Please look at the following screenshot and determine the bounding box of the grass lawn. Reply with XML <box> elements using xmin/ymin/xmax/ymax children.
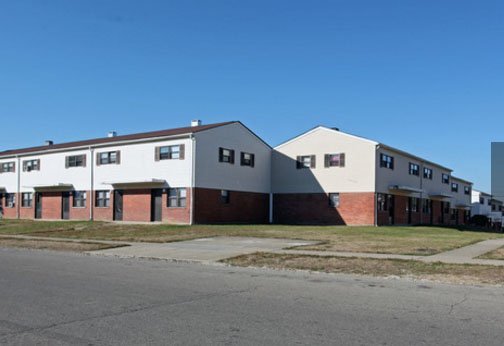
<box><xmin>478</xmin><ymin>246</ymin><xmax>504</xmax><ymax>260</ymax></box>
<box><xmin>0</xmin><ymin>237</ymin><xmax>124</xmax><ymax>252</ymax></box>
<box><xmin>0</xmin><ymin>219</ymin><xmax>502</xmax><ymax>256</ymax></box>
<box><xmin>223</xmin><ymin>253</ymin><xmax>504</xmax><ymax>286</ymax></box>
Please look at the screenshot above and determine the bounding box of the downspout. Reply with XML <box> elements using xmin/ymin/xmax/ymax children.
<box><xmin>89</xmin><ymin>147</ymin><xmax>94</xmax><ymax>221</ymax></box>
<box><xmin>419</xmin><ymin>161</ymin><xmax>424</xmax><ymax>224</ymax></box>
<box><xmin>16</xmin><ymin>155</ymin><xmax>20</xmax><ymax>219</ymax></box>
<box><xmin>374</xmin><ymin>145</ymin><xmax>379</xmax><ymax>226</ymax></box>
<box><xmin>190</xmin><ymin>135</ymin><xmax>196</xmax><ymax>225</ymax></box>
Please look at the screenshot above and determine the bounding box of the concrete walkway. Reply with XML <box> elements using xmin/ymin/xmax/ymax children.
<box><xmin>2</xmin><ymin>234</ymin><xmax>504</xmax><ymax>266</ymax></box>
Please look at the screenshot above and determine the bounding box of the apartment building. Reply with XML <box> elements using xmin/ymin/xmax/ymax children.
<box><xmin>471</xmin><ymin>190</ymin><xmax>503</xmax><ymax>230</ymax></box>
<box><xmin>0</xmin><ymin>121</ymin><xmax>271</xmax><ymax>224</ymax></box>
<box><xmin>271</xmin><ymin>126</ymin><xmax>473</xmax><ymax>226</ymax></box>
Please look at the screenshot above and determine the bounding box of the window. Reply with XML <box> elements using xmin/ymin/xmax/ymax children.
<box><xmin>97</xmin><ymin>151</ymin><xmax>120</xmax><ymax>165</ymax></box>
<box><xmin>156</xmin><ymin>145</ymin><xmax>184</xmax><ymax>160</ymax></box>
<box><xmin>377</xmin><ymin>193</ymin><xmax>389</xmax><ymax>211</ymax></box>
<box><xmin>21</xmin><ymin>193</ymin><xmax>32</xmax><ymax>208</ymax></box>
<box><xmin>324</xmin><ymin>153</ymin><xmax>345</xmax><ymax>168</ymax></box>
<box><xmin>422</xmin><ymin>199</ymin><xmax>432</xmax><ymax>214</ymax></box>
<box><xmin>450</xmin><ymin>208</ymin><xmax>457</xmax><ymax>221</ymax></box>
<box><xmin>296</xmin><ymin>155</ymin><xmax>315</xmax><ymax>169</ymax></box>
<box><xmin>443</xmin><ymin>202</ymin><xmax>450</xmax><ymax>214</ymax></box>
<box><xmin>73</xmin><ymin>191</ymin><xmax>86</xmax><ymax>208</ymax></box>
<box><xmin>95</xmin><ymin>191</ymin><xmax>110</xmax><ymax>207</ymax></box>
<box><xmin>23</xmin><ymin>159</ymin><xmax>40</xmax><ymax>172</ymax></box>
<box><xmin>492</xmin><ymin>204</ymin><xmax>496</xmax><ymax>211</ymax></box>
<box><xmin>167</xmin><ymin>188</ymin><xmax>187</xmax><ymax>208</ymax></box>
<box><xmin>5</xmin><ymin>193</ymin><xmax>15</xmax><ymax>208</ymax></box>
<box><xmin>423</xmin><ymin>167</ymin><xmax>433</xmax><ymax>180</ymax></box>
<box><xmin>442</xmin><ymin>173</ymin><xmax>450</xmax><ymax>184</ymax></box>
<box><xmin>219</xmin><ymin>148</ymin><xmax>235</xmax><ymax>164</ymax></box>
<box><xmin>408</xmin><ymin>163</ymin><xmax>419</xmax><ymax>176</ymax></box>
<box><xmin>380</xmin><ymin>154</ymin><xmax>394</xmax><ymax>169</ymax></box>
<box><xmin>240</xmin><ymin>152</ymin><xmax>255</xmax><ymax>167</ymax></box>
<box><xmin>328</xmin><ymin>193</ymin><xmax>340</xmax><ymax>207</ymax></box>
<box><xmin>464</xmin><ymin>186</ymin><xmax>471</xmax><ymax>195</ymax></box>
<box><xmin>479</xmin><ymin>197</ymin><xmax>485</xmax><ymax>204</ymax></box>
<box><xmin>0</xmin><ymin>161</ymin><xmax>15</xmax><ymax>173</ymax></box>
<box><xmin>488</xmin><ymin>199</ymin><xmax>492</xmax><ymax>206</ymax></box>
<box><xmin>451</xmin><ymin>183</ymin><xmax>458</xmax><ymax>193</ymax></box>
<box><xmin>221</xmin><ymin>190</ymin><xmax>230</xmax><ymax>204</ymax></box>
<box><xmin>66</xmin><ymin>155</ymin><xmax>86</xmax><ymax>168</ymax></box>
<box><xmin>409</xmin><ymin>197</ymin><xmax>419</xmax><ymax>212</ymax></box>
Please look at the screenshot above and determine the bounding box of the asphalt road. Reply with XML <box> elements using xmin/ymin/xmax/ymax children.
<box><xmin>0</xmin><ymin>248</ymin><xmax>503</xmax><ymax>346</ymax></box>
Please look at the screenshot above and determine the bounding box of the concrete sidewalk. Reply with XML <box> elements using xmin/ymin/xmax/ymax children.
<box><xmin>2</xmin><ymin>233</ymin><xmax>504</xmax><ymax>266</ymax></box>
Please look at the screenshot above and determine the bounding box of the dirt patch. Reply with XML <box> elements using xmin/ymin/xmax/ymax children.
<box><xmin>223</xmin><ymin>252</ymin><xmax>504</xmax><ymax>285</ymax></box>
<box><xmin>478</xmin><ymin>246</ymin><xmax>504</xmax><ymax>260</ymax></box>
<box><xmin>0</xmin><ymin>238</ymin><xmax>125</xmax><ymax>252</ymax></box>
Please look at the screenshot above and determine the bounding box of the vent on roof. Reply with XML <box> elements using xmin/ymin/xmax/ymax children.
<box><xmin>108</xmin><ymin>131</ymin><xmax>117</xmax><ymax>138</ymax></box>
<box><xmin>331</xmin><ymin>127</ymin><xmax>340</xmax><ymax>131</ymax></box>
<box><xmin>45</xmin><ymin>140</ymin><xmax>53</xmax><ymax>146</ymax></box>
<box><xmin>191</xmin><ymin>120</ymin><xmax>202</xmax><ymax>127</ymax></box>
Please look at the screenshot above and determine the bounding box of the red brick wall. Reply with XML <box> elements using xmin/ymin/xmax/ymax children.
<box><xmin>162</xmin><ymin>188</ymin><xmax>191</xmax><ymax>224</ymax></box>
<box><xmin>19</xmin><ymin>197</ymin><xmax>34</xmax><ymax>219</ymax></box>
<box><xmin>41</xmin><ymin>192</ymin><xmax>62</xmax><ymax>220</ymax></box>
<box><xmin>273</xmin><ymin>192</ymin><xmax>375</xmax><ymax>225</ymax></box>
<box><xmin>93</xmin><ymin>191</ymin><xmax>113</xmax><ymax>221</ymax></box>
<box><xmin>122</xmin><ymin>189</ymin><xmax>152</xmax><ymax>222</ymax></box>
<box><xmin>69</xmin><ymin>190</ymin><xmax>91</xmax><ymax>220</ymax></box>
<box><xmin>1</xmin><ymin>193</ymin><xmax>18</xmax><ymax>219</ymax></box>
<box><xmin>194</xmin><ymin>188</ymin><xmax>269</xmax><ymax>224</ymax></box>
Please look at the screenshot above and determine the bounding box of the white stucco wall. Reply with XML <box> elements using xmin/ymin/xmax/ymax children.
<box><xmin>272</xmin><ymin>127</ymin><xmax>377</xmax><ymax>193</ymax></box>
<box><xmin>194</xmin><ymin>122</ymin><xmax>271</xmax><ymax>193</ymax></box>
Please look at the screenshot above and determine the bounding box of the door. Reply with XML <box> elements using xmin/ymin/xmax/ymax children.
<box><xmin>35</xmin><ymin>192</ymin><xmax>42</xmax><ymax>219</ymax></box>
<box><xmin>151</xmin><ymin>189</ymin><xmax>163</xmax><ymax>222</ymax></box>
<box><xmin>407</xmin><ymin>197</ymin><xmax>412</xmax><ymax>224</ymax></box>
<box><xmin>61</xmin><ymin>192</ymin><xmax>70</xmax><ymax>220</ymax></box>
<box><xmin>113</xmin><ymin>190</ymin><xmax>123</xmax><ymax>221</ymax></box>
<box><xmin>440</xmin><ymin>202</ymin><xmax>445</xmax><ymax>224</ymax></box>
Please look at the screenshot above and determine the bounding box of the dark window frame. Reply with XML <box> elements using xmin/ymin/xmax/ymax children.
<box><xmin>328</xmin><ymin>193</ymin><xmax>340</xmax><ymax>208</ymax></box>
<box><xmin>97</xmin><ymin>151</ymin><xmax>120</xmax><ymax>165</ymax></box>
<box><xmin>0</xmin><ymin>161</ymin><xmax>15</xmax><ymax>173</ymax></box>
<box><xmin>441</xmin><ymin>173</ymin><xmax>450</xmax><ymax>184</ymax></box>
<box><xmin>23</xmin><ymin>159</ymin><xmax>40</xmax><ymax>172</ymax></box>
<box><xmin>66</xmin><ymin>155</ymin><xmax>86</xmax><ymax>168</ymax></box>
<box><xmin>73</xmin><ymin>191</ymin><xmax>87</xmax><ymax>208</ymax></box>
<box><xmin>219</xmin><ymin>148</ymin><xmax>235</xmax><ymax>164</ymax></box>
<box><xmin>5</xmin><ymin>193</ymin><xmax>15</xmax><ymax>208</ymax></box>
<box><xmin>95</xmin><ymin>190</ymin><xmax>110</xmax><ymax>208</ymax></box>
<box><xmin>423</xmin><ymin>167</ymin><xmax>433</xmax><ymax>180</ymax></box>
<box><xmin>408</xmin><ymin>162</ymin><xmax>420</xmax><ymax>176</ymax></box>
<box><xmin>240</xmin><ymin>152</ymin><xmax>255</xmax><ymax>167</ymax></box>
<box><xmin>451</xmin><ymin>183</ymin><xmax>459</xmax><ymax>193</ymax></box>
<box><xmin>167</xmin><ymin>188</ymin><xmax>187</xmax><ymax>208</ymax></box>
<box><xmin>380</xmin><ymin>154</ymin><xmax>394</xmax><ymax>170</ymax></box>
<box><xmin>21</xmin><ymin>192</ymin><xmax>32</xmax><ymax>208</ymax></box>
<box><xmin>464</xmin><ymin>186</ymin><xmax>471</xmax><ymax>195</ymax></box>
<box><xmin>221</xmin><ymin>190</ymin><xmax>230</xmax><ymax>204</ymax></box>
<box><xmin>296</xmin><ymin>155</ymin><xmax>315</xmax><ymax>169</ymax></box>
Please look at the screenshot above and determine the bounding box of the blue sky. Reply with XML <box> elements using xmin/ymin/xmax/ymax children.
<box><xmin>1</xmin><ymin>0</ymin><xmax>502</xmax><ymax>191</ymax></box>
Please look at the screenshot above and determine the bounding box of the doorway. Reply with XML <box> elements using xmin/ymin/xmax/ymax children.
<box><xmin>35</xmin><ymin>192</ymin><xmax>42</xmax><ymax>219</ymax></box>
<box><xmin>61</xmin><ymin>192</ymin><xmax>70</xmax><ymax>220</ymax></box>
<box><xmin>113</xmin><ymin>190</ymin><xmax>123</xmax><ymax>221</ymax></box>
<box><xmin>151</xmin><ymin>189</ymin><xmax>163</xmax><ymax>222</ymax></box>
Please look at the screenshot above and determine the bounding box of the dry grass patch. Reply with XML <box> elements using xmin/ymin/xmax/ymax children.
<box><xmin>223</xmin><ymin>253</ymin><xmax>504</xmax><ymax>285</ymax></box>
<box><xmin>0</xmin><ymin>220</ymin><xmax>502</xmax><ymax>256</ymax></box>
<box><xmin>0</xmin><ymin>238</ymin><xmax>125</xmax><ymax>252</ymax></box>
<box><xmin>478</xmin><ymin>246</ymin><xmax>504</xmax><ymax>260</ymax></box>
